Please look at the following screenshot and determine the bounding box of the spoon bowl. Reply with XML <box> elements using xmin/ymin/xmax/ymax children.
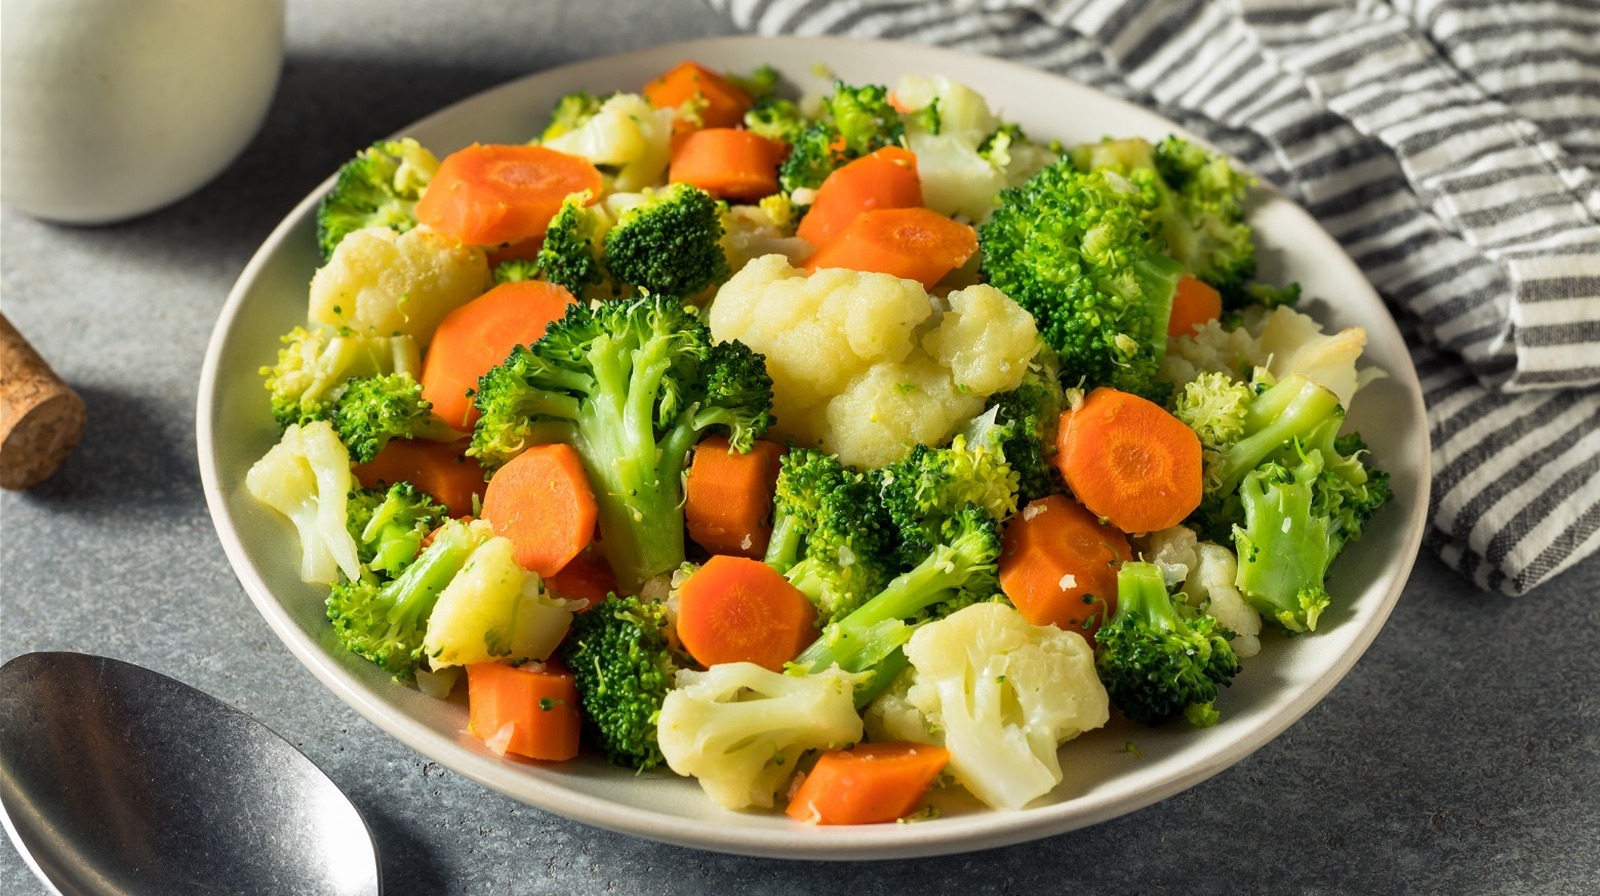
<box><xmin>0</xmin><ymin>652</ymin><xmax>381</xmax><ymax>896</ymax></box>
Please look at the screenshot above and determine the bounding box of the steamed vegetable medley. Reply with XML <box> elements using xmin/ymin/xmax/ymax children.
<box><xmin>248</xmin><ymin>60</ymin><xmax>1391</xmax><ymax>824</ymax></box>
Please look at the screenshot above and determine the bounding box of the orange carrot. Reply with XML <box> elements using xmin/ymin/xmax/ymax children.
<box><xmin>480</xmin><ymin>443</ymin><xmax>598</xmax><ymax>577</ymax></box>
<box><xmin>674</xmin><ymin>555</ymin><xmax>817</xmax><ymax>671</ymax></box>
<box><xmin>1168</xmin><ymin>274</ymin><xmax>1223</xmax><ymax>337</ymax></box>
<box><xmin>420</xmin><ymin>280</ymin><xmax>577</xmax><ymax>431</ymax></box>
<box><xmin>803</xmin><ymin>206</ymin><xmax>977</xmax><ymax>289</ymax></box>
<box><xmin>643</xmin><ymin>60</ymin><xmax>755</xmax><ymax>131</ymax></box>
<box><xmin>414</xmin><ymin>143</ymin><xmax>603</xmax><ymax>247</ymax></box>
<box><xmin>354</xmin><ymin>437</ymin><xmax>486</xmax><ymax>518</ymax></box>
<box><xmin>466</xmin><ymin>661</ymin><xmax>581</xmax><ymax>761</ymax></box>
<box><xmin>999</xmin><ymin>494</ymin><xmax>1132</xmax><ymax>642</ymax></box>
<box><xmin>544</xmin><ymin>549</ymin><xmax>618</xmax><ymax>609</ymax></box>
<box><xmin>785</xmin><ymin>742</ymin><xmax>950</xmax><ymax>825</ymax></box>
<box><xmin>668</xmin><ymin>128</ymin><xmax>785</xmax><ymax>201</ymax></box>
<box><xmin>684</xmin><ymin>436</ymin><xmax>784</xmax><ymax>559</ymax></box>
<box><xmin>1055</xmin><ymin>387</ymin><xmax>1203</xmax><ymax>534</ymax></box>
<box><xmin>486</xmin><ymin>236</ymin><xmax>546</xmax><ymax>267</ymax></box>
<box><xmin>796</xmin><ymin>146</ymin><xmax>922</xmax><ymax>248</ymax></box>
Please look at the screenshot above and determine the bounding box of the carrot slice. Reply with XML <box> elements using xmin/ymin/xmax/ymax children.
<box><xmin>803</xmin><ymin>206</ymin><xmax>976</xmax><ymax>289</ymax></box>
<box><xmin>480</xmin><ymin>442</ymin><xmax>598</xmax><ymax>577</ymax></box>
<box><xmin>466</xmin><ymin>661</ymin><xmax>581</xmax><ymax>761</ymax></box>
<box><xmin>785</xmin><ymin>742</ymin><xmax>950</xmax><ymax>825</ymax></box>
<box><xmin>643</xmin><ymin>60</ymin><xmax>754</xmax><ymax>131</ymax></box>
<box><xmin>420</xmin><ymin>280</ymin><xmax>577</xmax><ymax>431</ymax></box>
<box><xmin>1055</xmin><ymin>387</ymin><xmax>1203</xmax><ymax>534</ymax></box>
<box><xmin>796</xmin><ymin>146</ymin><xmax>921</xmax><ymax>248</ymax></box>
<box><xmin>999</xmin><ymin>494</ymin><xmax>1132</xmax><ymax>642</ymax></box>
<box><xmin>543</xmin><ymin>549</ymin><xmax>617</xmax><ymax>609</ymax></box>
<box><xmin>674</xmin><ymin>555</ymin><xmax>817</xmax><ymax>671</ymax></box>
<box><xmin>414</xmin><ymin>143</ymin><xmax>603</xmax><ymax>247</ymax></box>
<box><xmin>668</xmin><ymin>128</ymin><xmax>785</xmax><ymax>201</ymax></box>
<box><xmin>1168</xmin><ymin>274</ymin><xmax>1223</xmax><ymax>337</ymax></box>
<box><xmin>354</xmin><ymin>437</ymin><xmax>486</xmax><ymax>518</ymax></box>
<box><xmin>684</xmin><ymin>437</ymin><xmax>784</xmax><ymax>559</ymax></box>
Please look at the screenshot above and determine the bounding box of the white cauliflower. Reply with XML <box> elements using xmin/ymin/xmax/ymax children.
<box><xmin>1162</xmin><ymin>304</ymin><xmax>1371</xmax><ymax>409</ymax></box>
<box><xmin>245</xmin><ymin>420</ymin><xmax>361</xmax><ymax>585</ymax></box>
<box><xmin>541</xmin><ymin>92</ymin><xmax>675</xmax><ymax>192</ymax></box>
<box><xmin>308</xmin><ymin>225</ymin><xmax>489</xmax><ymax>348</ymax></box>
<box><xmin>1182</xmin><ymin>541</ymin><xmax>1262</xmax><ymax>658</ymax></box>
<box><xmin>707</xmin><ymin>254</ymin><xmax>1040</xmax><ymax>468</ymax></box>
<box><xmin>423</xmin><ymin>524</ymin><xmax>576</xmax><ymax>668</ymax></box>
<box><xmin>655</xmin><ymin>662</ymin><xmax>864</xmax><ymax>810</ymax></box>
<box><xmin>892</xmin><ymin>74</ymin><xmax>1060</xmax><ymax>223</ymax></box>
<box><xmin>1137</xmin><ymin>524</ymin><xmax>1200</xmax><ymax>590</ymax></box>
<box><xmin>864</xmin><ymin>602</ymin><xmax>1109</xmax><ymax>810</ymax></box>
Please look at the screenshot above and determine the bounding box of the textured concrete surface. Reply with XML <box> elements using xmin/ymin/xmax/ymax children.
<box><xmin>3</xmin><ymin>1</ymin><xmax>1597</xmax><ymax>893</ymax></box>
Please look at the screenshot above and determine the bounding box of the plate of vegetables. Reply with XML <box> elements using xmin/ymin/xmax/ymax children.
<box><xmin>197</xmin><ymin>36</ymin><xmax>1430</xmax><ymax>859</ymax></box>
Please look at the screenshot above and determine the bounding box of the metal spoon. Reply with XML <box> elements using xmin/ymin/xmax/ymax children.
<box><xmin>0</xmin><ymin>652</ymin><xmax>381</xmax><ymax>896</ymax></box>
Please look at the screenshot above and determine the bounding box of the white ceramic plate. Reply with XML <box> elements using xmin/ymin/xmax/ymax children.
<box><xmin>198</xmin><ymin>36</ymin><xmax>1430</xmax><ymax>860</ymax></box>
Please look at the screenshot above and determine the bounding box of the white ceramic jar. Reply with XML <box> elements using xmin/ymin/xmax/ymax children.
<box><xmin>0</xmin><ymin>0</ymin><xmax>286</xmax><ymax>224</ymax></box>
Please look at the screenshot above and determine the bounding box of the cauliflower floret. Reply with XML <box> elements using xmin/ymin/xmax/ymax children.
<box><xmin>656</xmin><ymin>662</ymin><xmax>864</xmax><ymax>810</ymax></box>
<box><xmin>708</xmin><ymin>255</ymin><xmax>1039</xmax><ymax>468</ymax></box>
<box><xmin>1137</xmin><ymin>524</ymin><xmax>1200</xmax><ymax>590</ymax></box>
<box><xmin>1160</xmin><ymin>315</ymin><xmax>1270</xmax><ymax>386</ymax></box>
<box><xmin>245</xmin><ymin>420</ymin><xmax>360</xmax><ymax>585</ymax></box>
<box><xmin>423</xmin><ymin>527</ymin><xmax>576</xmax><ymax>668</ymax></box>
<box><xmin>721</xmin><ymin>203</ymin><xmax>813</xmax><ymax>273</ymax></box>
<box><xmin>308</xmin><ymin>225</ymin><xmax>489</xmax><ymax>347</ymax></box>
<box><xmin>1182</xmin><ymin>541</ymin><xmax>1262</xmax><ymax>658</ymax></box>
<box><xmin>1256</xmin><ymin>305</ymin><xmax>1368</xmax><ymax>409</ymax></box>
<box><xmin>541</xmin><ymin>92</ymin><xmax>675</xmax><ymax>192</ymax></box>
<box><xmin>864</xmin><ymin>602</ymin><xmax>1109</xmax><ymax>810</ymax></box>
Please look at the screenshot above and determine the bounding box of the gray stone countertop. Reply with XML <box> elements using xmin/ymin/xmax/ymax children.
<box><xmin>3</xmin><ymin>1</ymin><xmax>1597</xmax><ymax>893</ymax></box>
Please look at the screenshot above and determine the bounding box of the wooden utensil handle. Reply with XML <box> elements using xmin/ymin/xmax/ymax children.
<box><xmin>1</xmin><ymin>312</ymin><xmax>86</xmax><ymax>489</ymax></box>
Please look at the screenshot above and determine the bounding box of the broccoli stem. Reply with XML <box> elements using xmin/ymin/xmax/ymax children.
<box><xmin>1213</xmin><ymin>375</ymin><xmax>1343</xmax><ymax>495</ymax></box>
<box><xmin>378</xmin><ymin>524</ymin><xmax>479</xmax><ymax>638</ymax></box>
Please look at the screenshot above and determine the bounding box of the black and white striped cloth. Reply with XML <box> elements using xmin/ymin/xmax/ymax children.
<box><xmin>707</xmin><ymin>0</ymin><xmax>1600</xmax><ymax>596</ymax></box>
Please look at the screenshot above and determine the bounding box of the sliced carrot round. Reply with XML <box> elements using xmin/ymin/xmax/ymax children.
<box><xmin>480</xmin><ymin>442</ymin><xmax>598</xmax><ymax>577</ymax></box>
<box><xmin>803</xmin><ymin>206</ymin><xmax>976</xmax><ymax>289</ymax></box>
<box><xmin>998</xmin><ymin>494</ymin><xmax>1132</xmax><ymax>641</ymax></box>
<box><xmin>674</xmin><ymin>555</ymin><xmax>817</xmax><ymax>671</ymax></box>
<box><xmin>796</xmin><ymin>146</ymin><xmax>921</xmax><ymax>248</ymax></box>
<box><xmin>1055</xmin><ymin>387</ymin><xmax>1202</xmax><ymax>534</ymax></box>
<box><xmin>415</xmin><ymin>143</ymin><xmax>603</xmax><ymax>247</ymax></box>
<box><xmin>668</xmin><ymin>128</ymin><xmax>785</xmax><ymax>201</ymax></box>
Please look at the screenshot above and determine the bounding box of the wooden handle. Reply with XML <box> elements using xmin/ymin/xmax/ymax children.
<box><xmin>1</xmin><ymin>312</ymin><xmax>87</xmax><ymax>489</ymax></box>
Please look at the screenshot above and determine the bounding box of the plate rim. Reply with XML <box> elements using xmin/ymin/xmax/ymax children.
<box><xmin>197</xmin><ymin>34</ymin><xmax>1431</xmax><ymax>860</ymax></box>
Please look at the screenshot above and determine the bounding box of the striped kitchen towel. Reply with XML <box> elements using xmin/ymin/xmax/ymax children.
<box><xmin>706</xmin><ymin>0</ymin><xmax>1600</xmax><ymax>595</ymax></box>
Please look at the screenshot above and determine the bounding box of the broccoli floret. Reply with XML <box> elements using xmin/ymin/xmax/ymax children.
<box><xmin>328</xmin><ymin>371</ymin><xmax>458</xmax><ymax>464</ymax></box>
<box><xmin>877</xmin><ymin>435</ymin><xmax>1019</xmax><ymax>569</ymax></box>
<box><xmin>967</xmin><ymin>350</ymin><xmax>1066</xmax><ymax>505</ymax></box>
<box><xmin>262</xmin><ymin>326</ymin><xmax>421</xmax><ymax>429</ymax></box>
<box><xmin>535</xmin><ymin>192</ymin><xmax>613</xmax><ymax>296</ymax></box>
<box><xmin>743</xmin><ymin>95</ymin><xmax>807</xmax><ymax>144</ymax></box>
<box><xmin>491</xmin><ymin>257</ymin><xmax>540</xmax><ymax>285</ymax></box>
<box><xmin>791</xmin><ymin>506</ymin><xmax>1003</xmax><ymax>702</ymax></box>
<box><xmin>315</xmin><ymin>138</ymin><xmax>439</xmax><ymax>263</ymax></box>
<box><xmin>763</xmin><ymin>448</ymin><xmax>897</xmax><ymax>626</ymax></box>
<box><xmin>1095</xmin><ymin>560</ymin><xmax>1239</xmax><ymax>726</ymax></box>
<box><xmin>978</xmin><ymin>161</ymin><xmax>1186</xmax><ymax>397</ymax></box>
<box><xmin>556</xmin><ymin>593</ymin><xmax>680</xmax><ymax>770</ymax></box>
<box><xmin>325</xmin><ymin>517</ymin><xmax>489</xmax><ymax>679</ymax></box>
<box><xmin>602</xmin><ymin>183</ymin><xmax>729</xmax><ymax>300</ymax></box>
<box><xmin>470</xmin><ymin>294</ymin><xmax>774</xmax><ymax>589</ymax></box>
<box><xmin>344</xmin><ymin>482</ymin><xmax>448</xmax><ymax>576</ymax></box>
<box><xmin>1233</xmin><ymin>431</ymin><xmax>1391</xmax><ymax>633</ymax></box>
<box><xmin>725</xmin><ymin>64</ymin><xmax>781</xmax><ymax>100</ymax></box>
<box><xmin>540</xmin><ymin>91</ymin><xmax>604</xmax><ymax>142</ymax></box>
<box><xmin>778</xmin><ymin>81</ymin><xmax>904</xmax><ymax>194</ymax></box>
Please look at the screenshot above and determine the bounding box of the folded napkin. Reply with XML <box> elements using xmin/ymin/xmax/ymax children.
<box><xmin>708</xmin><ymin>0</ymin><xmax>1600</xmax><ymax>595</ymax></box>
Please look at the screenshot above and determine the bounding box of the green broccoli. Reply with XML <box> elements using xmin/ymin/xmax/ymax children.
<box><xmin>491</xmin><ymin>258</ymin><xmax>540</xmax><ymax>285</ymax></box>
<box><xmin>344</xmin><ymin>482</ymin><xmax>448</xmax><ymax>576</ymax></box>
<box><xmin>877</xmin><ymin>435</ymin><xmax>1019</xmax><ymax>569</ymax></box>
<box><xmin>469</xmin><ymin>293</ymin><xmax>774</xmax><ymax>590</ymax></box>
<box><xmin>325</xmin><ymin>517</ymin><xmax>489</xmax><ymax>679</ymax></box>
<box><xmin>778</xmin><ymin>81</ymin><xmax>904</xmax><ymax>194</ymax></box>
<box><xmin>328</xmin><ymin>371</ymin><xmax>458</xmax><ymax>464</ymax></box>
<box><xmin>966</xmin><ymin>349</ymin><xmax>1066</xmax><ymax>505</ymax></box>
<box><xmin>603</xmin><ymin>183</ymin><xmax>729</xmax><ymax>300</ymax></box>
<box><xmin>725</xmin><ymin>64</ymin><xmax>781</xmax><ymax>100</ymax></box>
<box><xmin>743</xmin><ymin>95</ymin><xmax>807</xmax><ymax>145</ymax></box>
<box><xmin>1095</xmin><ymin>560</ymin><xmax>1239</xmax><ymax>727</ymax></box>
<box><xmin>315</xmin><ymin>138</ymin><xmax>439</xmax><ymax>263</ymax></box>
<box><xmin>540</xmin><ymin>91</ymin><xmax>604</xmax><ymax>142</ymax></box>
<box><xmin>977</xmin><ymin>161</ymin><xmax>1186</xmax><ymax>398</ymax></box>
<box><xmin>556</xmin><ymin>593</ymin><xmax>680</xmax><ymax>770</ymax></box>
<box><xmin>791</xmin><ymin>506</ymin><xmax>1004</xmax><ymax>703</ymax></box>
<box><xmin>763</xmin><ymin>447</ymin><xmax>898</xmax><ymax>626</ymax></box>
<box><xmin>262</xmin><ymin>326</ymin><xmax>421</xmax><ymax>429</ymax></box>
<box><xmin>534</xmin><ymin>192</ymin><xmax>612</xmax><ymax>297</ymax></box>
